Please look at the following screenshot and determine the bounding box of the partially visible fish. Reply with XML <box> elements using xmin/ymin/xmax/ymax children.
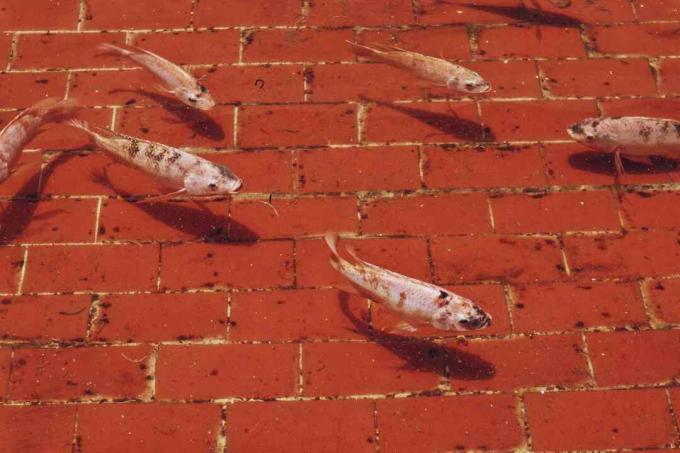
<box><xmin>325</xmin><ymin>232</ymin><xmax>491</xmax><ymax>332</ymax></box>
<box><xmin>69</xmin><ymin>120</ymin><xmax>241</xmax><ymax>200</ymax></box>
<box><xmin>348</xmin><ymin>41</ymin><xmax>491</xmax><ymax>94</ymax></box>
<box><xmin>98</xmin><ymin>43</ymin><xmax>216</xmax><ymax>110</ymax></box>
<box><xmin>567</xmin><ymin>116</ymin><xmax>680</xmax><ymax>172</ymax></box>
<box><xmin>0</xmin><ymin>97</ymin><xmax>79</xmax><ymax>183</ymax></box>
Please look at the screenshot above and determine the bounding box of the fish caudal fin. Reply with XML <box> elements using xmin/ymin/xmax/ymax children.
<box><xmin>346</xmin><ymin>41</ymin><xmax>389</xmax><ymax>60</ymax></box>
<box><xmin>324</xmin><ymin>230</ymin><xmax>341</xmax><ymax>259</ymax></box>
<box><xmin>97</xmin><ymin>43</ymin><xmax>134</xmax><ymax>57</ymax></box>
<box><xmin>39</xmin><ymin>98</ymin><xmax>81</xmax><ymax>123</ymax></box>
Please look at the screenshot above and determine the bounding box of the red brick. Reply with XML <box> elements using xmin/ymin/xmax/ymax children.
<box><xmin>478</xmin><ymin>26</ymin><xmax>586</xmax><ymax>58</ymax></box>
<box><xmin>622</xmin><ymin>191</ymin><xmax>680</xmax><ymax>230</ymax></box>
<box><xmin>365</xmin><ymin>101</ymin><xmax>485</xmax><ymax>144</ymax></box>
<box><xmin>238</xmin><ymin>104</ymin><xmax>356</xmax><ymax>148</ymax></box>
<box><xmin>229</xmin><ymin>400</ymin><xmax>375</xmax><ymax>452</ymax></box>
<box><xmin>0</xmin><ymin>349</ymin><xmax>11</xmax><ymax>399</ymax></box>
<box><xmin>543</xmin><ymin>143</ymin><xmax>619</xmax><ymax>186</ymax></box>
<box><xmin>378</xmin><ymin>395</ymin><xmax>523</xmax><ymax>451</ymax></box>
<box><xmin>467</xmin><ymin>60</ymin><xmax>541</xmax><ymax>98</ymax></box>
<box><xmin>68</xmin><ymin>69</ymin><xmax>158</xmax><ymax>107</ymax></box>
<box><xmin>590</xmin><ymin>24</ymin><xmax>680</xmax><ymax>56</ymax></box>
<box><xmin>416</xmin><ymin>0</ymin><xmax>523</xmax><ymax>24</ymax></box>
<box><xmin>512</xmin><ymin>282</ymin><xmax>647</xmax><ymax>332</ymax></box>
<box><xmin>0</xmin><ymin>72</ymin><xmax>67</xmax><ymax>109</ymax></box>
<box><xmin>194</xmin><ymin>0</ymin><xmax>301</xmax><ymax>26</ymax></box>
<box><xmin>23</xmin><ymin>244</ymin><xmax>159</xmax><ymax>293</ymax></box>
<box><xmin>0</xmin><ymin>294</ymin><xmax>90</xmax><ymax>341</ymax></box>
<box><xmin>660</xmin><ymin>59</ymin><xmax>680</xmax><ymax>95</ymax></box>
<box><xmin>297</xmin><ymin>146</ymin><xmax>420</xmax><ymax>193</ymax></box>
<box><xmin>646</xmin><ymin>278</ymin><xmax>680</xmax><ymax>324</ymax></box>
<box><xmin>160</xmin><ymin>241</ymin><xmax>294</xmax><ymax>290</ymax></box>
<box><xmin>133</xmin><ymin>30</ymin><xmax>240</xmax><ymax>65</ymax></box>
<box><xmin>431</xmin><ymin>235</ymin><xmax>566</xmax><ymax>283</ymax></box>
<box><xmin>197</xmin><ymin>65</ymin><xmax>304</xmax><ymax>104</ymax></box>
<box><xmin>156</xmin><ymin>344</ymin><xmax>297</xmax><ymax>399</ymax></box>
<box><xmin>230</xmin><ymin>288</ymin><xmax>367</xmax><ymax>342</ymax></box>
<box><xmin>302</xmin><ymin>342</ymin><xmax>441</xmax><ymax>396</ymax></box>
<box><xmin>423</xmin><ymin>144</ymin><xmax>547</xmax><ymax>189</ymax></box>
<box><xmin>541</xmin><ymin>58</ymin><xmax>657</xmax><ymax>97</ymax></box>
<box><xmin>0</xmin><ymin>406</ymin><xmax>76</xmax><ymax>452</ymax></box>
<box><xmin>601</xmin><ymin>97</ymin><xmax>680</xmax><ymax>118</ymax></box>
<box><xmin>526</xmin><ymin>389</ymin><xmax>675</xmax><ymax>450</ymax></box>
<box><xmin>77</xmin><ymin>403</ymin><xmax>221</xmax><ymax>452</ymax></box>
<box><xmin>23</xmin><ymin>107</ymin><xmax>114</xmax><ymax>150</ymax></box>
<box><xmin>531</xmin><ymin>0</ymin><xmax>635</xmax><ymax>21</ymax></box>
<box><xmin>306</xmin><ymin>0</ymin><xmax>414</xmax><ymax>26</ymax></box>
<box><xmin>116</xmin><ymin>105</ymin><xmax>234</xmax><ymax>148</ymax></box>
<box><xmin>243</xmin><ymin>28</ymin><xmax>355</xmax><ymax>63</ymax></box>
<box><xmin>564</xmin><ymin>231</ymin><xmax>680</xmax><ymax>279</ymax></box>
<box><xmin>491</xmin><ymin>191</ymin><xmax>621</xmax><ymax>234</ymax></box>
<box><xmin>8</xmin><ymin>346</ymin><xmax>151</xmax><ymax>399</ymax></box>
<box><xmin>230</xmin><ymin>197</ymin><xmax>357</xmax><ymax>239</ymax></box>
<box><xmin>635</xmin><ymin>0</ymin><xmax>680</xmax><ymax>20</ymax></box>
<box><xmin>0</xmin><ymin>199</ymin><xmax>97</xmax><ymax>244</ymax></box>
<box><xmin>371</xmin><ymin>283</ymin><xmax>511</xmax><ymax>337</ymax></box>
<box><xmin>0</xmin><ymin>33</ymin><xmax>11</xmax><ymax>69</ymax></box>
<box><xmin>13</xmin><ymin>33</ymin><xmax>129</xmax><ymax>70</ymax></box>
<box><xmin>0</xmin><ymin>247</ymin><xmax>24</xmax><ymax>293</ymax></box>
<box><xmin>0</xmin><ymin>152</ymin><xmax>42</xmax><ymax>197</ymax></box>
<box><xmin>362</xmin><ymin>193</ymin><xmax>491</xmax><ymax>236</ymax></box>
<box><xmin>93</xmin><ymin>293</ymin><xmax>227</xmax><ymax>342</ymax></box>
<box><xmin>98</xmin><ymin>198</ymin><xmax>229</xmax><ymax>242</ymax></box>
<box><xmin>481</xmin><ymin>100</ymin><xmax>598</xmax><ymax>141</ymax></box>
<box><xmin>588</xmin><ymin>330</ymin><xmax>680</xmax><ymax>385</ymax></box>
<box><xmin>212</xmin><ymin>150</ymin><xmax>293</xmax><ymax>194</ymax></box>
<box><xmin>85</xmin><ymin>0</ymin><xmax>192</xmax><ymax>30</ymax></box>
<box><xmin>358</xmin><ymin>27</ymin><xmax>471</xmax><ymax>60</ymax></box>
<box><xmin>0</xmin><ymin>0</ymin><xmax>79</xmax><ymax>30</ymax></box>
<box><xmin>295</xmin><ymin>237</ymin><xmax>430</xmax><ymax>287</ymax></box>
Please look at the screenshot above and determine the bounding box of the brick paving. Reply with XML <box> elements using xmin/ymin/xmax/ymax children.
<box><xmin>0</xmin><ymin>0</ymin><xmax>680</xmax><ymax>451</ymax></box>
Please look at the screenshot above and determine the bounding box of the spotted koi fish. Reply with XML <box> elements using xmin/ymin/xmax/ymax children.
<box><xmin>0</xmin><ymin>97</ymin><xmax>79</xmax><ymax>183</ymax></box>
<box><xmin>348</xmin><ymin>41</ymin><xmax>491</xmax><ymax>94</ymax></box>
<box><xmin>98</xmin><ymin>43</ymin><xmax>215</xmax><ymax>110</ymax></box>
<box><xmin>69</xmin><ymin>120</ymin><xmax>241</xmax><ymax>200</ymax></box>
<box><xmin>567</xmin><ymin>116</ymin><xmax>680</xmax><ymax>173</ymax></box>
<box><xmin>326</xmin><ymin>232</ymin><xmax>491</xmax><ymax>331</ymax></box>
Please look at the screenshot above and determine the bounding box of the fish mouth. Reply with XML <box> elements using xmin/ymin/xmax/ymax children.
<box><xmin>460</xmin><ymin>315</ymin><xmax>492</xmax><ymax>330</ymax></box>
<box><xmin>229</xmin><ymin>178</ymin><xmax>243</xmax><ymax>193</ymax></box>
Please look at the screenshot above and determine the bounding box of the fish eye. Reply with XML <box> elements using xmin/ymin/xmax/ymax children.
<box><xmin>465</xmin><ymin>82</ymin><xmax>475</xmax><ymax>88</ymax></box>
<box><xmin>208</xmin><ymin>183</ymin><xmax>217</xmax><ymax>190</ymax></box>
<box><xmin>459</xmin><ymin>319</ymin><xmax>469</xmax><ymax>324</ymax></box>
<box><xmin>586</xmin><ymin>135</ymin><xmax>594</xmax><ymax>141</ymax></box>
<box><xmin>199</xmin><ymin>85</ymin><xmax>207</xmax><ymax>93</ymax></box>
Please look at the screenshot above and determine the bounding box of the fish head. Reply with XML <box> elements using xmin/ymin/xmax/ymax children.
<box><xmin>0</xmin><ymin>161</ymin><xmax>8</xmax><ymax>182</ymax></box>
<box><xmin>447</xmin><ymin>74</ymin><xmax>491</xmax><ymax>94</ymax></box>
<box><xmin>182</xmin><ymin>84</ymin><xmax>216</xmax><ymax>111</ymax></box>
<box><xmin>567</xmin><ymin>118</ymin><xmax>601</xmax><ymax>147</ymax></box>
<box><xmin>187</xmin><ymin>163</ymin><xmax>242</xmax><ymax>195</ymax></box>
<box><xmin>434</xmin><ymin>292</ymin><xmax>492</xmax><ymax>331</ymax></box>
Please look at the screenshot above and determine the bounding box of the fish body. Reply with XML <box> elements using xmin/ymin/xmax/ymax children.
<box><xmin>0</xmin><ymin>97</ymin><xmax>79</xmax><ymax>183</ymax></box>
<box><xmin>567</xmin><ymin>116</ymin><xmax>680</xmax><ymax>158</ymax></box>
<box><xmin>348</xmin><ymin>42</ymin><xmax>491</xmax><ymax>94</ymax></box>
<box><xmin>325</xmin><ymin>232</ymin><xmax>491</xmax><ymax>331</ymax></box>
<box><xmin>99</xmin><ymin>43</ymin><xmax>215</xmax><ymax>110</ymax></box>
<box><xmin>69</xmin><ymin>120</ymin><xmax>241</xmax><ymax>195</ymax></box>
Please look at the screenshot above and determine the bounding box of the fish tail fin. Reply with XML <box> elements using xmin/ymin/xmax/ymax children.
<box><xmin>97</xmin><ymin>43</ymin><xmax>134</xmax><ymax>57</ymax></box>
<box><xmin>68</xmin><ymin>119</ymin><xmax>116</xmax><ymax>142</ymax></box>
<box><xmin>346</xmin><ymin>41</ymin><xmax>389</xmax><ymax>60</ymax></box>
<box><xmin>36</xmin><ymin>98</ymin><xmax>81</xmax><ymax>123</ymax></box>
<box><xmin>324</xmin><ymin>230</ymin><xmax>342</xmax><ymax>259</ymax></box>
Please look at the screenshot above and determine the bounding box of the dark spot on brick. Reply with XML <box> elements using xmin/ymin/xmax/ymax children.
<box><xmin>83</xmin><ymin>388</ymin><xmax>94</xmax><ymax>395</ymax></box>
<box><xmin>35</xmin><ymin>79</ymin><xmax>49</xmax><ymax>84</ymax></box>
<box><xmin>655</xmin><ymin>282</ymin><xmax>665</xmax><ymax>290</ymax></box>
<box><xmin>139</xmin><ymin>363</ymin><xmax>147</xmax><ymax>370</ymax></box>
<box><xmin>98</xmin><ymin>226</ymin><xmax>106</xmax><ymax>235</ymax></box>
<box><xmin>515</xmin><ymin>303</ymin><xmax>524</xmax><ymax>309</ymax></box>
<box><xmin>243</xmin><ymin>31</ymin><xmax>255</xmax><ymax>46</ymax></box>
<box><xmin>140</xmin><ymin>127</ymin><xmax>150</xmax><ymax>134</ymax></box>
<box><xmin>206</xmin><ymin>252</ymin><xmax>213</xmax><ymax>258</ymax></box>
<box><xmin>1</xmin><ymin>298</ymin><xmax>11</xmax><ymax>305</ymax></box>
<box><xmin>303</xmin><ymin>67</ymin><xmax>315</xmax><ymax>84</ymax></box>
<box><xmin>601</xmin><ymin>312</ymin><xmax>610</xmax><ymax>318</ymax></box>
<box><xmin>276</xmin><ymin>300</ymin><xmax>286</xmax><ymax>305</ymax></box>
<box><xmin>556</xmin><ymin>263</ymin><xmax>566</xmax><ymax>272</ymax></box>
<box><xmin>210</xmin><ymin>369</ymin><xmax>219</xmax><ymax>376</ymax></box>
<box><xmin>574</xmin><ymin>321</ymin><xmax>585</xmax><ymax>328</ymax></box>
<box><xmin>66</xmin><ymin>380</ymin><xmax>77</xmax><ymax>386</ymax></box>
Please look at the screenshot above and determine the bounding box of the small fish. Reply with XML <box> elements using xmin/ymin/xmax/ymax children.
<box><xmin>69</xmin><ymin>120</ymin><xmax>241</xmax><ymax>201</ymax></box>
<box><xmin>325</xmin><ymin>232</ymin><xmax>491</xmax><ymax>332</ymax></box>
<box><xmin>0</xmin><ymin>97</ymin><xmax>79</xmax><ymax>183</ymax></box>
<box><xmin>567</xmin><ymin>116</ymin><xmax>680</xmax><ymax>172</ymax></box>
<box><xmin>98</xmin><ymin>43</ymin><xmax>216</xmax><ymax>110</ymax></box>
<box><xmin>347</xmin><ymin>41</ymin><xmax>491</xmax><ymax>94</ymax></box>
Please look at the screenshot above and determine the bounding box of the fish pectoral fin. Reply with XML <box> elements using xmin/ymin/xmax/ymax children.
<box><xmin>388</xmin><ymin>321</ymin><xmax>418</xmax><ymax>333</ymax></box>
<box><xmin>135</xmin><ymin>188</ymin><xmax>187</xmax><ymax>204</ymax></box>
<box><xmin>154</xmin><ymin>83</ymin><xmax>176</xmax><ymax>95</ymax></box>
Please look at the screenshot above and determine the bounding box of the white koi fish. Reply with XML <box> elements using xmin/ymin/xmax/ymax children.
<box><xmin>0</xmin><ymin>97</ymin><xmax>79</xmax><ymax>183</ymax></box>
<box><xmin>348</xmin><ymin>41</ymin><xmax>491</xmax><ymax>94</ymax></box>
<box><xmin>567</xmin><ymin>116</ymin><xmax>680</xmax><ymax>173</ymax></box>
<box><xmin>326</xmin><ymin>232</ymin><xmax>491</xmax><ymax>332</ymax></box>
<box><xmin>69</xmin><ymin>120</ymin><xmax>241</xmax><ymax>201</ymax></box>
<box><xmin>98</xmin><ymin>43</ymin><xmax>216</xmax><ymax>110</ymax></box>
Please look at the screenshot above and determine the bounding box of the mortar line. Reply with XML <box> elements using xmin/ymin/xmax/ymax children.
<box><xmin>372</xmin><ymin>400</ymin><xmax>381</xmax><ymax>453</ymax></box>
<box><xmin>71</xmin><ymin>404</ymin><xmax>81</xmax><ymax>453</ymax></box>
<box><xmin>648</xmin><ymin>57</ymin><xmax>664</xmax><ymax>95</ymax></box>
<box><xmin>155</xmin><ymin>244</ymin><xmax>163</xmax><ymax>292</ymax></box>
<box><xmin>92</xmin><ymin>197</ymin><xmax>103</xmax><ymax>243</ymax></box>
<box><xmin>666</xmin><ymin>387</ymin><xmax>680</xmax><ymax>447</ymax></box>
<box><xmin>15</xmin><ymin>247</ymin><xmax>29</xmax><ymax>295</ymax></box>
<box><xmin>580</xmin><ymin>331</ymin><xmax>597</xmax><ymax>385</ymax></box>
<box><xmin>638</xmin><ymin>278</ymin><xmax>663</xmax><ymax>329</ymax></box>
<box><xmin>217</xmin><ymin>404</ymin><xmax>228</xmax><ymax>453</ymax></box>
<box><xmin>85</xmin><ymin>293</ymin><xmax>103</xmax><ymax>341</ymax></box>
<box><xmin>297</xmin><ymin>342</ymin><xmax>304</xmax><ymax>396</ymax></box>
<box><xmin>232</xmin><ymin>105</ymin><xmax>239</xmax><ymax>148</ymax></box>
<box><xmin>6</xmin><ymin>33</ymin><xmax>19</xmax><ymax>71</ymax></box>
<box><xmin>76</xmin><ymin>0</ymin><xmax>88</xmax><ymax>32</ymax></box>
<box><xmin>142</xmin><ymin>344</ymin><xmax>159</xmax><ymax>401</ymax></box>
<box><xmin>486</xmin><ymin>196</ymin><xmax>496</xmax><ymax>233</ymax></box>
<box><xmin>516</xmin><ymin>391</ymin><xmax>533</xmax><ymax>451</ymax></box>
<box><xmin>503</xmin><ymin>284</ymin><xmax>517</xmax><ymax>333</ymax></box>
<box><xmin>225</xmin><ymin>290</ymin><xmax>233</xmax><ymax>339</ymax></box>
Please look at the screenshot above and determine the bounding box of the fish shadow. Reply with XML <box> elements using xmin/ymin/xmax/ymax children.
<box><xmin>111</xmin><ymin>89</ymin><xmax>225</xmax><ymax>142</ymax></box>
<box><xmin>438</xmin><ymin>1</ymin><xmax>583</xmax><ymax>27</ymax></box>
<box><xmin>0</xmin><ymin>153</ymin><xmax>76</xmax><ymax>245</ymax></box>
<box><xmin>568</xmin><ymin>151</ymin><xmax>680</xmax><ymax>176</ymax></box>
<box><xmin>91</xmin><ymin>169</ymin><xmax>259</xmax><ymax>244</ymax></box>
<box><xmin>339</xmin><ymin>293</ymin><xmax>495</xmax><ymax>380</ymax></box>
<box><xmin>368</xmin><ymin>98</ymin><xmax>495</xmax><ymax>142</ymax></box>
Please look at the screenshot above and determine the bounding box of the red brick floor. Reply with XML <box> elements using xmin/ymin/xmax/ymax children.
<box><xmin>1</xmin><ymin>0</ymin><xmax>680</xmax><ymax>451</ymax></box>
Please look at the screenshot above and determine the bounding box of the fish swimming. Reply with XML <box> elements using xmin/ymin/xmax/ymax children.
<box><xmin>98</xmin><ymin>43</ymin><xmax>216</xmax><ymax>110</ymax></box>
<box><xmin>347</xmin><ymin>42</ymin><xmax>491</xmax><ymax>94</ymax></box>
<box><xmin>325</xmin><ymin>232</ymin><xmax>491</xmax><ymax>331</ymax></box>
<box><xmin>69</xmin><ymin>120</ymin><xmax>241</xmax><ymax>201</ymax></box>
<box><xmin>567</xmin><ymin>116</ymin><xmax>680</xmax><ymax>173</ymax></box>
<box><xmin>0</xmin><ymin>97</ymin><xmax>79</xmax><ymax>183</ymax></box>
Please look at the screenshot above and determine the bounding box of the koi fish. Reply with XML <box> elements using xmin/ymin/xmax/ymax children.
<box><xmin>69</xmin><ymin>120</ymin><xmax>241</xmax><ymax>201</ymax></box>
<box><xmin>348</xmin><ymin>41</ymin><xmax>491</xmax><ymax>94</ymax></box>
<box><xmin>567</xmin><ymin>116</ymin><xmax>680</xmax><ymax>173</ymax></box>
<box><xmin>0</xmin><ymin>97</ymin><xmax>79</xmax><ymax>183</ymax></box>
<box><xmin>98</xmin><ymin>43</ymin><xmax>216</xmax><ymax>110</ymax></box>
<box><xmin>325</xmin><ymin>232</ymin><xmax>491</xmax><ymax>331</ymax></box>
